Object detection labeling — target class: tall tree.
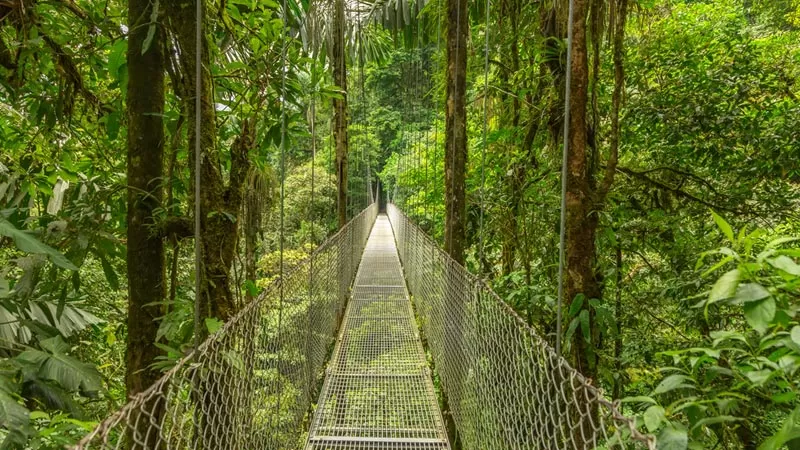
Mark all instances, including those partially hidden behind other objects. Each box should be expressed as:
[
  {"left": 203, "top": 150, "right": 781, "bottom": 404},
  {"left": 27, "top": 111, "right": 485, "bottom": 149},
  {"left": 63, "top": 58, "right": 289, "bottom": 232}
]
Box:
[
  {"left": 333, "top": 0, "right": 349, "bottom": 228},
  {"left": 125, "top": 0, "right": 165, "bottom": 442},
  {"left": 444, "top": 0, "right": 468, "bottom": 265},
  {"left": 563, "top": 0, "right": 627, "bottom": 379},
  {"left": 165, "top": 0, "right": 253, "bottom": 324}
]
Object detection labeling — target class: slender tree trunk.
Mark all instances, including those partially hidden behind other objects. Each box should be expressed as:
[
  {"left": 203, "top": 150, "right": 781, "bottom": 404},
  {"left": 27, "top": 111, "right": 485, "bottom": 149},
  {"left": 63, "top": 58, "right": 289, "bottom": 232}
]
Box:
[
  {"left": 442, "top": 0, "right": 469, "bottom": 446},
  {"left": 125, "top": 0, "right": 165, "bottom": 445},
  {"left": 332, "top": 0, "right": 348, "bottom": 229},
  {"left": 564, "top": 0, "right": 600, "bottom": 380},
  {"left": 444, "top": 0, "right": 468, "bottom": 266}
]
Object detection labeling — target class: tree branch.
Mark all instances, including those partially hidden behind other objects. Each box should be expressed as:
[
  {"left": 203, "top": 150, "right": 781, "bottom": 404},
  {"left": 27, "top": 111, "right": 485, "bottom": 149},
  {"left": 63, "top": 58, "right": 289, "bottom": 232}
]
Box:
[
  {"left": 621, "top": 166, "right": 721, "bottom": 196},
  {"left": 159, "top": 216, "right": 194, "bottom": 241},
  {"left": 616, "top": 166, "right": 742, "bottom": 213}
]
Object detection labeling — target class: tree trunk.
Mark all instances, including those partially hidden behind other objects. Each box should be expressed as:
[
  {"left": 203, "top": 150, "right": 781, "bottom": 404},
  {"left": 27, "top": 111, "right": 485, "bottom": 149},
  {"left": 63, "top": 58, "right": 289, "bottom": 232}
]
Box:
[
  {"left": 125, "top": 0, "right": 165, "bottom": 445},
  {"left": 332, "top": 0, "right": 348, "bottom": 229},
  {"left": 441, "top": 0, "right": 469, "bottom": 445},
  {"left": 165, "top": 2, "right": 253, "bottom": 447},
  {"left": 564, "top": 0, "right": 599, "bottom": 381},
  {"left": 166, "top": 0, "right": 251, "bottom": 324},
  {"left": 444, "top": 0, "right": 468, "bottom": 266}
]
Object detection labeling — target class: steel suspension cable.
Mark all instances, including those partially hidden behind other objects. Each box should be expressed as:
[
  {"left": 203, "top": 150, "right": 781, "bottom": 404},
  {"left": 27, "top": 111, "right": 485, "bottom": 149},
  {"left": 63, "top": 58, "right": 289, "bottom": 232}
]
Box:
[
  {"left": 306, "top": 74, "right": 317, "bottom": 403},
  {"left": 270, "top": 0, "right": 290, "bottom": 434},
  {"left": 433, "top": 0, "right": 442, "bottom": 240},
  {"left": 193, "top": 0, "right": 202, "bottom": 349},
  {"left": 359, "top": 33, "right": 372, "bottom": 205},
  {"left": 479, "top": 0, "right": 491, "bottom": 268}
]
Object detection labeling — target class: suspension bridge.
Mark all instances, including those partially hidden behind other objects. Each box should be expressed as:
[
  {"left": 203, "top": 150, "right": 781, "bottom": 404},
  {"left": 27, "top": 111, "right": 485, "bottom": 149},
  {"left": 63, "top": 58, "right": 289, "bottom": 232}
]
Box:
[{"left": 73, "top": 203, "right": 654, "bottom": 450}]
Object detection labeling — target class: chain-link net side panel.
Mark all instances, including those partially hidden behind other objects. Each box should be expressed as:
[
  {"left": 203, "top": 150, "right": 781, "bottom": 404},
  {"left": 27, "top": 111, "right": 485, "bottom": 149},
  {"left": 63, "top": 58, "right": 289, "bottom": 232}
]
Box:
[
  {"left": 74, "top": 204, "right": 378, "bottom": 450},
  {"left": 386, "top": 204, "right": 654, "bottom": 450}
]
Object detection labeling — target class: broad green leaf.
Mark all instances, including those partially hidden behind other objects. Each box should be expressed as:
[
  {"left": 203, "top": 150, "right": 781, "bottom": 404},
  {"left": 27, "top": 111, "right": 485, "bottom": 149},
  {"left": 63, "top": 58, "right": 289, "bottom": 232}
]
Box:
[
  {"left": 0, "top": 274, "right": 8, "bottom": 299},
  {"left": 765, "top": 237, "right": 800, "bottom": 251},
  {"left": 743, "top": 297, "right": 775, "bottom": 334},
  {"left": 791, "top": 326, "right": 800, "bottom": 346},
  {"left": 0, "top": 219, "right": 77, "bottom": 270},
  {"left": 772, "top": 392, "right": 796, "bottom": 404},
  {"left": 0, "top": 391, "right": 31, "bottom": 444},
  {"left": 579, "top": 309, "right": 590, "bottom": 341},
  {"left": 654, "top": 374, "right": 695, "bottom": 395},
  {"left": 758, "top": 406, "right": 800, "bottom": 450},
  {"left": 141, "top": 0, "right": 160, "bottom": 55},
  {"left": 20, "top": 337, "right": 102, "bottom": 395},
  {"left": 657, "top": 425, "right": 688, "bottom": 450},
  {"left": 569, "top": 294, "right": 585, "bottom": 317},
  {"left": 100, "top": 256, "right": 120, "bottom": 291},
  {"left": 107, "top": 40, "right": 127, "bottom": 80},
  {"left": 205, "top": 318, "right": 223, "bottom": 335},
  {"left": 690, "top": 415, "right": 741, "bottom": 432},
  {"left": 644, "top": 405, "right": 665, "bottom": 432},
  {"left": 734, "top": 283, "right": 770, "bottom": 304},
  {"left": 768, "top": 256, "right": 800, "bottom": 276},
  {"left": 621, "top": 396, "right": 658, "bottom": 405},
  {"left": 745, "top": 369, "right": 772, "bottom": 386},
  {"left": 708, "top": 269, "right": 740, "bottom": 304},
  {"left": 711, "top": 210, "right": 734, "bottom": 243}
]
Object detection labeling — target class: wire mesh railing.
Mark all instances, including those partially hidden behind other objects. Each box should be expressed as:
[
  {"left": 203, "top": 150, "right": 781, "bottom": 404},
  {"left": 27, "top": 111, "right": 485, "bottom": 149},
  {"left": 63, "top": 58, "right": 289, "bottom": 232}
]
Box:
[
  {"left": 387, "top": 203, "right": 655, "bottom": 450},
  {"left": 73, "top": 203, "right": 378, "bottom": 450},
  {"left": 305, "top": 216, "right": 450, "bottom": 449}
]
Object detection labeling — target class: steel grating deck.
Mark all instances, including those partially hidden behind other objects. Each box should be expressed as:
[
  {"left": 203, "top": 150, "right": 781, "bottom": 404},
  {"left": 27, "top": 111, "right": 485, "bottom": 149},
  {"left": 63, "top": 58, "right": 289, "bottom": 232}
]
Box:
[{"left": 306, "top": 215, "right": 450, "bottom": 450}]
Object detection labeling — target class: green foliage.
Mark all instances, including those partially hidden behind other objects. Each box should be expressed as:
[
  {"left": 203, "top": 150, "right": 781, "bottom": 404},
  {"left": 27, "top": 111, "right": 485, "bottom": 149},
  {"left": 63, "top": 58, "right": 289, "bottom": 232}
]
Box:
[{"left": 627, "top": 213, "right": 800, "bottom": 448}]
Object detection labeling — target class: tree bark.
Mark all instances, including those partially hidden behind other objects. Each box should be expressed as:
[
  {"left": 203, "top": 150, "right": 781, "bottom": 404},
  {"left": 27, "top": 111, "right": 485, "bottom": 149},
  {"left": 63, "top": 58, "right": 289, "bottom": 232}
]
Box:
[
  {"left": 166, "top": 0, "right": 251, "bottom": 324},
  {"left": 125, "top": 0, "right": 165, "bottom": 444},
  {"left": 441, "top": 0, "right": 469, "bottom": 445},
  {"left": 165, "top": 2, "right": 253, "bottom": 446},
  {"left": 444, "top": 0, "right": 468, "bottom": 266},
  {"left": 332, "top": 0, "right": 348, "bottom": 229},
  {"left": 564, "top": 0, "right": 600, "bottom": 380}
]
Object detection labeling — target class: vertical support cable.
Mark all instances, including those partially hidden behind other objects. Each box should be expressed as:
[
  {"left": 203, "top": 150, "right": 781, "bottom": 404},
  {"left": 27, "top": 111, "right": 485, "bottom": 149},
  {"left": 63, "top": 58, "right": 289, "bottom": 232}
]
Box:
[
  {"left": 479, "top": 0, "right": 490, "bottom": 268},
  {"left": 271, "top": 0, "right": 290, "bottom": 432},
  {"left": 307, "top": 88, "right": 317, "bottom": 400},
  {"left": 433, "top": 0, "right": 442, "bottom": 240},
  {"left": 557, "top": 0, "right": 577, "bottom": 356},
  {"left": 193, "top": 0, "right": 202, "bottom": 349},
  {"left": 279, "top": 0, "right": 288, "bottom": 309}
]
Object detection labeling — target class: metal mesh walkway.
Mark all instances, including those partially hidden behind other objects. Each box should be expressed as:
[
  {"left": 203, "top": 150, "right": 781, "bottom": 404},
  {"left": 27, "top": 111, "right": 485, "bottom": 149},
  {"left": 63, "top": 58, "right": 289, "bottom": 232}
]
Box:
[{"left": 305, "top": 215, "right": 450, "bottom": 450}]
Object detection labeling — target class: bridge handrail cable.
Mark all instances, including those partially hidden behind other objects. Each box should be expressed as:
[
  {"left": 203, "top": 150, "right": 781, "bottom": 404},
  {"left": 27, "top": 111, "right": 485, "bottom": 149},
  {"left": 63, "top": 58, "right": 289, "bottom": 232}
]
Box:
[{"left": 387, "top": 203, "right": 655, "bottom": 449}]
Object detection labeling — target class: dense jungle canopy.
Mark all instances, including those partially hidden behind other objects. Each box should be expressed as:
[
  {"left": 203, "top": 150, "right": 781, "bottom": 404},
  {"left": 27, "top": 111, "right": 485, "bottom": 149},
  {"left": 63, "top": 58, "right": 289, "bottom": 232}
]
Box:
[{"left": 0, "top": 0, "right": 799, "bottom": 448}]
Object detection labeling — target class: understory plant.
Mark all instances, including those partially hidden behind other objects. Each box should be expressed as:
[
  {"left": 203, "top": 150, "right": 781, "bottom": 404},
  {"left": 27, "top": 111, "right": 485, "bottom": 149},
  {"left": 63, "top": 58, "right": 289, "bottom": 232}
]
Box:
[{"left": 626, "top": 213, "right": 800, "bottom": 449}]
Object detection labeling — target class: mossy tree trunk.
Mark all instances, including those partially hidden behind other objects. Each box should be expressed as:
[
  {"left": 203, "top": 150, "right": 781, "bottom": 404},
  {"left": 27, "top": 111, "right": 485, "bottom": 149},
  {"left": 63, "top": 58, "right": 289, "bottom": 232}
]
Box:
[
  {"left": 444, "top": 0, "right": 468, "bottom": 266},
  {"left": 165, "top": 1, "right": 254, "bottom": 447}
]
